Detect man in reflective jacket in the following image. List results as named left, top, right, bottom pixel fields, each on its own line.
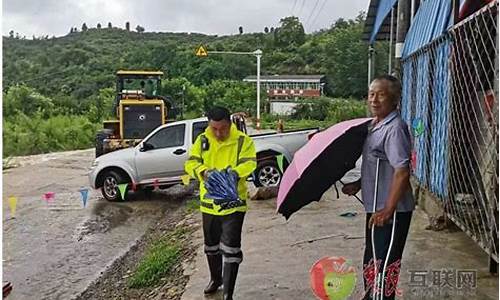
left=185, top=106, right=256, bottom=300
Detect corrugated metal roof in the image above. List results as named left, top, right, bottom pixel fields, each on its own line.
left=402, top=0, right=453, bottom=58
left=362, top=0, right=398, bottom=43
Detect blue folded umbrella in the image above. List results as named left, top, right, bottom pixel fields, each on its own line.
left=204, top=168, right=242, bottom=211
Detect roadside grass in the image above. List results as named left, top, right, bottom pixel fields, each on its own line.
left=2, top=156, right=15, bottom=170
left=128, top=196, right=199, bottom=289
left=185, top=198, right=200, bottom=214
left=127, top=228, right=187, bottom=288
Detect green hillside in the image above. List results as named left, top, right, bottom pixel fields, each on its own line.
left=2, top=14, right=388, bottom=157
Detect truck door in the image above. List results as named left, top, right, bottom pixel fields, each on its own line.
left=135, top=123, right=188, bottom=181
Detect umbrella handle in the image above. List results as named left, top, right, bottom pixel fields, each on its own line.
left=338, top=180, right=363, bottom=205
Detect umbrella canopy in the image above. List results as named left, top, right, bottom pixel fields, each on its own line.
left=277, top=118, right=372, bottom=219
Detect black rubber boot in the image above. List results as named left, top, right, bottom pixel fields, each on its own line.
left=204, top=254, right=222, bottom=294
left=223, top=262, right=240, bottom=300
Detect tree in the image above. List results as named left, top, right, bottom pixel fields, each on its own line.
left=125, top=22, right=130, bottom=31
left=88, top=87, right=114, bottom=122
left=331, top=18, right=350, bottom=30
left=9, top=30, right=14, bottom=38
left=136, top=25, right=145, bottom=33
left=3, top=85, right=55, bottom=118
left=203, top=80, right=256, bottom=114
left=238, top=26, right=243, bottom=35
left=270, top=27, right=275, bottom=33
left=322, top=16, right=368, bottom=98
left=274, top=16, right=306, bottom=47
left=97, top=23, right=101, bottom=29
left=191, top=59, right=226, bottom=85
left=59, top=48, right=90, bottom=67
left=69, top=27, right=73, bottom=34
left=108, top=22, right=112, bottom=29
left=160, top=77, right=206, bottom=114
left=82, top=23, right=88, bottom=32
left=264, top=27, right=269, bottom=34
left=292, top=98, right=332, bottom=120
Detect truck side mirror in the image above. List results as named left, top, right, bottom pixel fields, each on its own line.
left=231, top=113, right=247, bottom=134
left=140, top=142, right=154, bottom=152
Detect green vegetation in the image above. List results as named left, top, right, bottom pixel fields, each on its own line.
left=185, top=198, right=200, bottom=214
left=3, top=85, right=102, bottom=156
left=3, top=14, right=389, bottom=157
left=2, top=156, right=14, bottom=170
left=261, top=98, right=367, bottom=130
left=127, top=228, right=188, bottom=288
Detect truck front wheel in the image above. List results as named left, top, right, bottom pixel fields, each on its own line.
left=101, top=170, right=126, bottom=201
left=253, top=160, right=282, bottom=187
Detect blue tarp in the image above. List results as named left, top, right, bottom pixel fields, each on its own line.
left=400, top=34, right=452, bottom=199
left=401, top=60, right=414, bottom=124
left=369, top=0, right=398, bottom=44
left=402, top=0, right=453, bottom=58
left=428, top=38, right=451, bottom=198
left=413, top=52, right=431, bottom=186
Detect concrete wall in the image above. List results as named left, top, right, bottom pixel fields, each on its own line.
left=270, top=101, right=298, bottom=115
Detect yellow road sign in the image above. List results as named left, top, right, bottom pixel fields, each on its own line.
left=195, top=45, right=208, bottom=57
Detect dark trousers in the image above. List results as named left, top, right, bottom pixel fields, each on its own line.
left=363, top=212, right=412, bottom=300
left=202, top=212, right=245, bottom=264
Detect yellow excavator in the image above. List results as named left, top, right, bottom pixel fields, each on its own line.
left=95, top=70, right=175, bottom=157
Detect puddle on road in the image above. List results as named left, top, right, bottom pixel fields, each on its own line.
left=74, top=202, right=134, bottom=241
left=72, top=186, right=192, bottom=242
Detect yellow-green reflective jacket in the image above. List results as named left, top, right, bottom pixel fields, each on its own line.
left=184, top=123, right=257, bottom=215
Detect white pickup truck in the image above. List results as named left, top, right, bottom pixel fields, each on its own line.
left=88, top=117, right=319, bottom=201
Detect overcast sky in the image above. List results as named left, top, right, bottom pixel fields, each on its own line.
left=2, top=0, right=368, bottom=38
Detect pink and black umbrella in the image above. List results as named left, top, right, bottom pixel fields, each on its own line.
left=277, top=118, right=372, bottom=219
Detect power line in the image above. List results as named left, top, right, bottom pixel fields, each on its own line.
left=308, top=0, right=329, bottom=31
left=297, top=0, right=306, bottom=19
left=305, top=0, right=322, bottom=28
left=290, top=0, right=298, bottom=16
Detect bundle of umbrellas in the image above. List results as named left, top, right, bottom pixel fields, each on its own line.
left=204, top=168, right=242, bottom=211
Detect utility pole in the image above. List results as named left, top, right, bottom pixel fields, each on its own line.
left=411, top=0, right=420, bottom=23
left=255, top=49, right=262, bottom=130
left=394, top=0, right=411, bottom=77
left=368, top=46, right=375, bottom=87
left=195, top=46, right=263, bottom=130
left=182, top=84, right=186, bottom=119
